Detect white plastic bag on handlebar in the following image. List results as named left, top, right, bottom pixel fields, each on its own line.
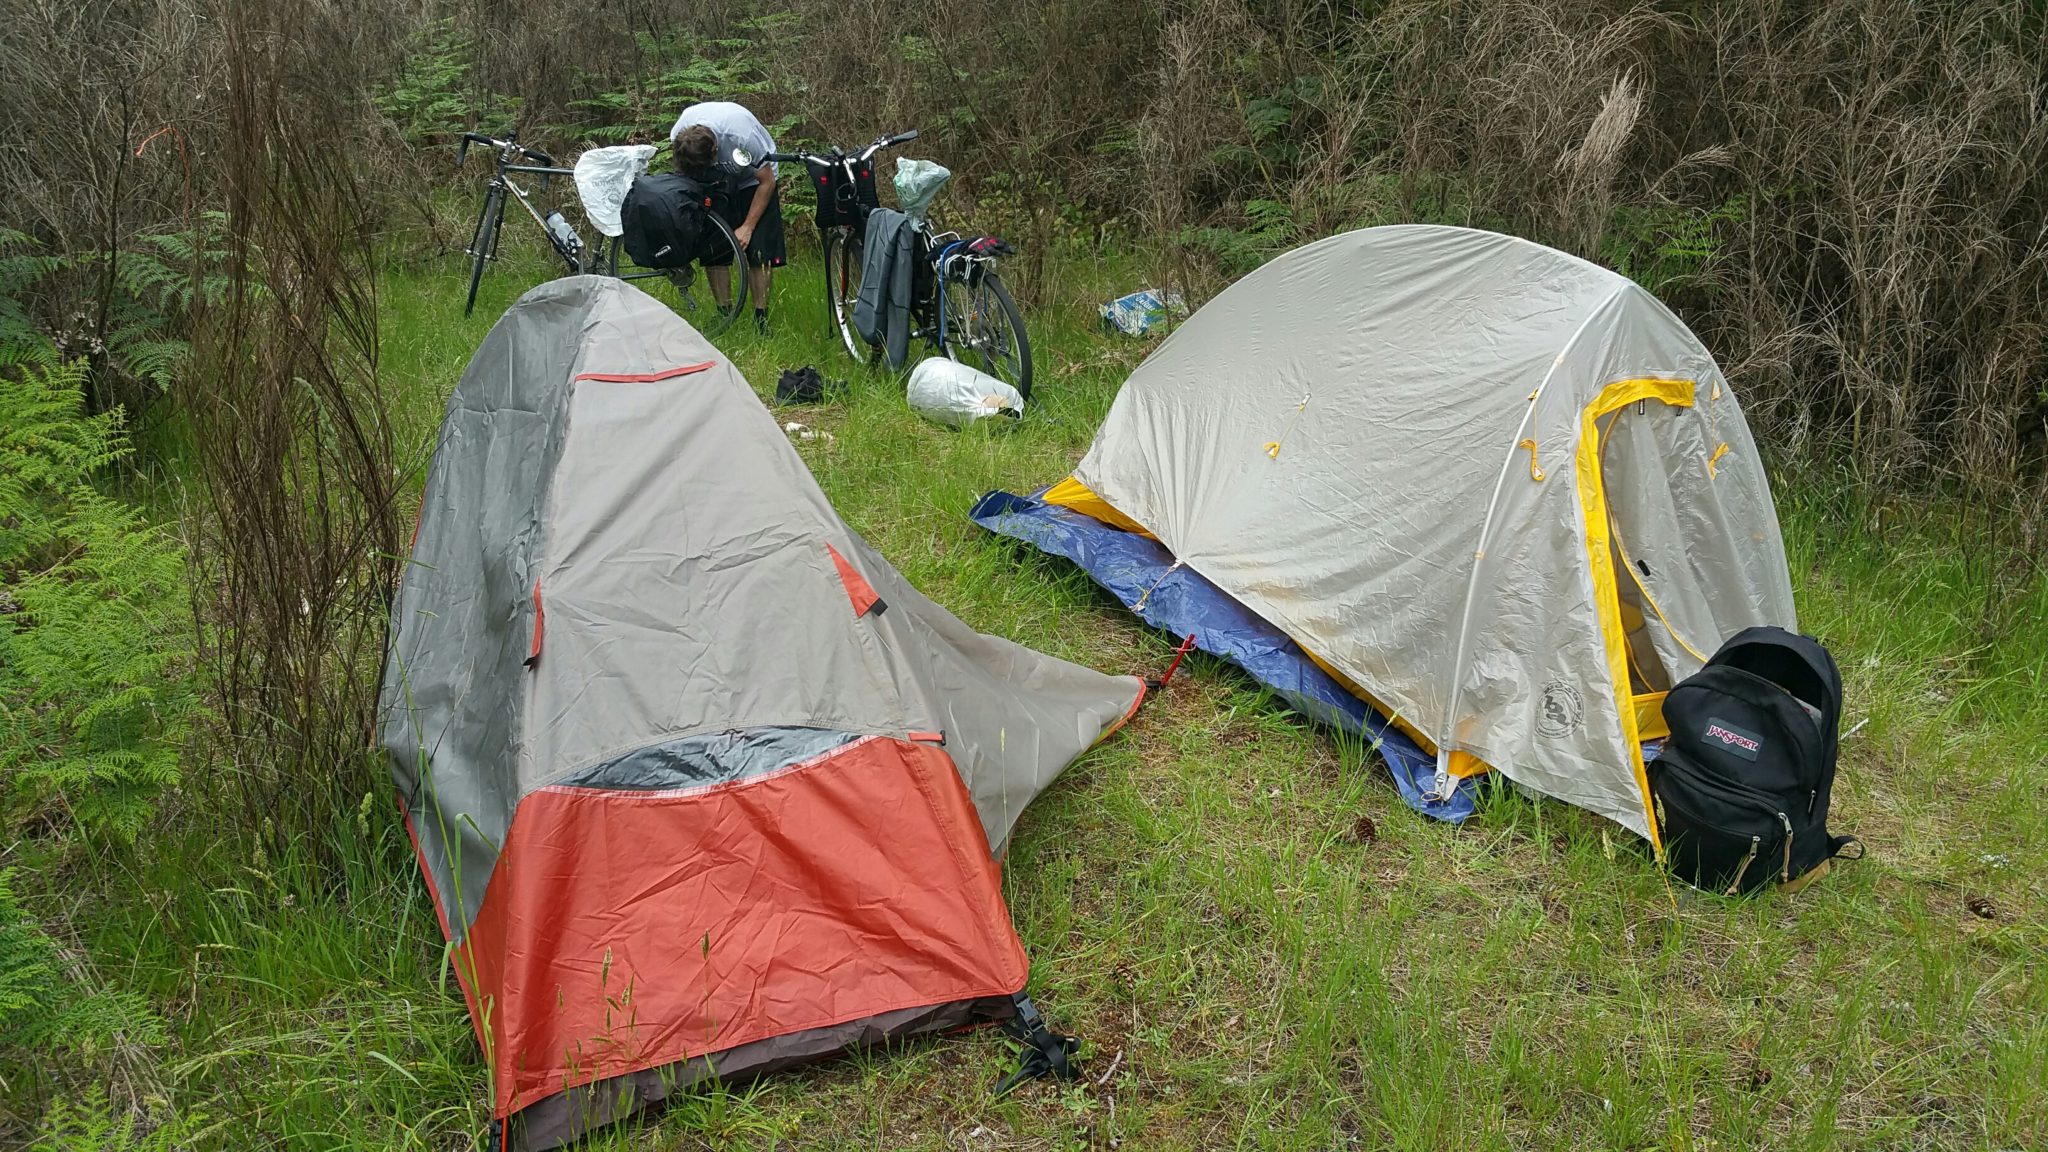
left=574, top=145, right=658, bottom=238
left=894, top=158, right=951, bottom=223
left=907, top=357, right=1023, bottom=429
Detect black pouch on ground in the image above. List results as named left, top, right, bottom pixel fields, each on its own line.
left=1648, top=626, right=1861, bottom=894
left=774, top=366, right=836, bottom=405
left=619, top=173, right=713, bottom=269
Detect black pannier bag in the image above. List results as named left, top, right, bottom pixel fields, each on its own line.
left=619, top=173, right=713, bottom=269
left=1647, top=626, right=1861, bottom=895
left=814, top=157, right=879, bottom=230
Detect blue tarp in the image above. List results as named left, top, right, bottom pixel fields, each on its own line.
left=970, top=489, right=1480, bottom=822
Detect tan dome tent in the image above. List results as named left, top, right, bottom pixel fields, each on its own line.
left=380, top=277, right=1143, bottom=1149
left=976, top=225, right=1795, bottom=847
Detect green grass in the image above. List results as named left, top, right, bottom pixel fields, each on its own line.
left=16, top=226, right=2047, bottom=1150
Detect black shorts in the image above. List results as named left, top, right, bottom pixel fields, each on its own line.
left=708, top=186, right=787, bottom=269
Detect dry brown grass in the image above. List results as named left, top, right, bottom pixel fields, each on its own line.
left=8, top=2, right=2039, bottom=514
left=178, top=0, right=404, bottom=857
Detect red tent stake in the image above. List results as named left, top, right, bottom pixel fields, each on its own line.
left=1159, top=633, right=1198, bottom=687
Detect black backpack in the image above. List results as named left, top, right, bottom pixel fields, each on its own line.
left=1648, top=627, right=1860, bottom=895
left=619, top=173, right=714, bottom=269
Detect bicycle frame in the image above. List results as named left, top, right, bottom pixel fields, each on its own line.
left=494, top=164, right=580, bottom=263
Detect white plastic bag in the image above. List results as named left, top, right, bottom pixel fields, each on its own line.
left=574, top=144, right=658, bottom=238
left=894, top=158, right=951, bottom=223
left=907, top=358, right=1023, bottom=428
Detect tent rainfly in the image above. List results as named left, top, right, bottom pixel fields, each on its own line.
left=379, top=277, right=1143, bottom=1150
left=974, top=225, right=1796, bottom=847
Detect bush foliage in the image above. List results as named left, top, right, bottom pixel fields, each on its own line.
left=5, top=1, right=2042, bottom=498
left=0, top=361, right=195, bottom=841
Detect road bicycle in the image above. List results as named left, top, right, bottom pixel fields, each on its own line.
left=765, top=131, right=1032, bottom=400
left=456, top=130, right=749, bottom=333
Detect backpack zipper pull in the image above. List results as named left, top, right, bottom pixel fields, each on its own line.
left=1778, top=813, right=1795, bottom=882
left=1725, top=835, right=1761, bottom=896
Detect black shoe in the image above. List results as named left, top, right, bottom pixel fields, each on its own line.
left=754, top=308, right=770, bottom=335
left=775, top=366, right=825, bottom=404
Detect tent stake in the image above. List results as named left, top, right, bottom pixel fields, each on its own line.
left=1157, top=633, right=1198, bottom=687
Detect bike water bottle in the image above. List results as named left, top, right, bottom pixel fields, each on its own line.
left=545, top=211, right=581, bottom=256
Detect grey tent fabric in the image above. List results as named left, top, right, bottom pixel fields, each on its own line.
left=1058, top=225, right=1796, bottom=840
left=378, top=275, right=1140, bottom=939
left=853, top=207, right=917, bottom=367
left=377, top=276, right=1142, bottom=1147
left=511, top=998, right=1007, bottom=1150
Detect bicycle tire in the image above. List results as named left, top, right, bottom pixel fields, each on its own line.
left=464, top=187, right=504, bottom=317
left=823, top=227, right=865, bottom=360
left=681, top=211, right=748, bottom=336
left=943, top=271, right=1032, bottom=402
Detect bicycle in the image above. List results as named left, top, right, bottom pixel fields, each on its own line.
left=765, top=131, right=1032, bottom=400
left=456, top=130, right=749, bottom=333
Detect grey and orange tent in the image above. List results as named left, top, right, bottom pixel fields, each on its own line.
left=378, top=277, right=1143, bottom=1149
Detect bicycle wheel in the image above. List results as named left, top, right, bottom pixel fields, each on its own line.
left=676, top=211, right=748, bottom=336
left=942, top=271, right=1032, bottom=402
left=823, top=226, right=865, bottom=360
left=464, top=187, right=505, bottom=317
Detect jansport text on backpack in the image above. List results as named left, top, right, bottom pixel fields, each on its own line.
left=620, top=173, right=715, bottom=269
left=1648, top=627, right=1860, bottom=895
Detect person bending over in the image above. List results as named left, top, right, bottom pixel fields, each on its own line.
left=670, top=101, right=783, bottom=333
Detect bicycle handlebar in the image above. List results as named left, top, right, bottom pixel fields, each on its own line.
left=458, top=131, right=555, bottom=169
left=764, top=130, right=921, bottom=169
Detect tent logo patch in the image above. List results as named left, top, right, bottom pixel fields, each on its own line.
left=1703, top=716, right=1763, bottom=761
left=1537, top=679, right=1584, bottom=738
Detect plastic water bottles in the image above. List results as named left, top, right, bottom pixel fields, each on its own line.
left=544, top=212, right=582, bottom=260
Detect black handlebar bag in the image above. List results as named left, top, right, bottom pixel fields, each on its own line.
left=813, top=157, right=880, bottom=231
left=619, top=173, right=716, bottom=269
left=1647, top=627, right=1861, bottom=895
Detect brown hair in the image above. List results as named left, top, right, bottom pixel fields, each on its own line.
left=673, top=124, right=716, bottom=172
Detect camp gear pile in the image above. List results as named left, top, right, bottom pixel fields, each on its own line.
left=975, top=224, right=1800, bottom=848
left=378, top=277, right=1142, bottom=1150
left=1649, top=627, right=1860, bottom=894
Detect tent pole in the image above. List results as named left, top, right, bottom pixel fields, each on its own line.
left=1432, top=289, right=1623, bottom=796
left=1433, top=392, right=1544, bottom=795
